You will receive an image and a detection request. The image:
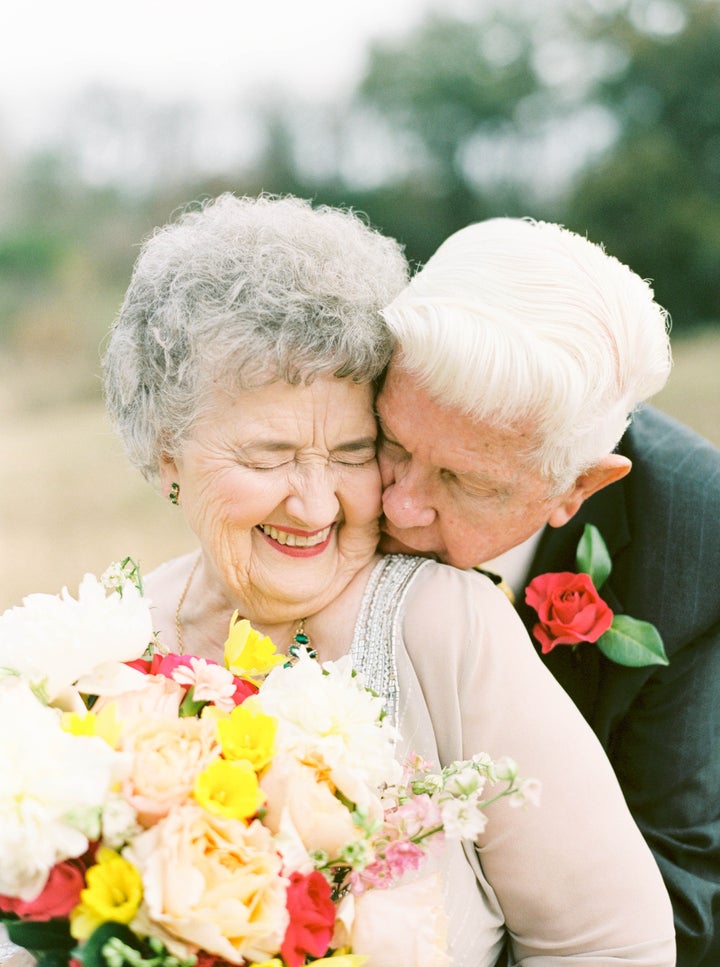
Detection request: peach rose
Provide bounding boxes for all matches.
[125,804,289,965]
[121,716,220,825]
[334,874,450,967]
[94,674,186,726]
[260,755,366,857]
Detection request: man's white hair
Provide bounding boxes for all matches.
[382,217,672,489]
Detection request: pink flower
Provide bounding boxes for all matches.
[384,795,442,839]
[171,657,238,711]
[355,841,426,891]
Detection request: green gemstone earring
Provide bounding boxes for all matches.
[169,482,180,506]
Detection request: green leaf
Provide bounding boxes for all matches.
[575,524,613,589]
[5,918,74,952]
[74,922,143,967]
[35,952,74,967]
[178,687,208,718]
[596,615,669,667]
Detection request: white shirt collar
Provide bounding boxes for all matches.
[479,528,545,601]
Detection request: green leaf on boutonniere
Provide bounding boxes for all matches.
[596,614,669,667]
[575,524,612,590]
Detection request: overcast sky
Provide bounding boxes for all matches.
[0,0,470,150]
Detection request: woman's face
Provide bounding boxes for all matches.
[161,377,381,621]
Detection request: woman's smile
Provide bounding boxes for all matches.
[257,523,334,556]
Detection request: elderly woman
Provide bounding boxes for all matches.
[103,194,674,965]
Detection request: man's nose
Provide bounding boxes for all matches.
[381,466,436,529]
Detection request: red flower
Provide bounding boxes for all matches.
[230,675,258,705]
[126,653,258,706]
[194,954,235,967]
[525,571,614,655]
[0,858,87,920]
[281,871,335,967]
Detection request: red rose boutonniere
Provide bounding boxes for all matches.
[525,524,669,668]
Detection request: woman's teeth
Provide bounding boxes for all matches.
[260,525,331,547]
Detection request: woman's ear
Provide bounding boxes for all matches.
[547,455,632,529]
[158,454,180,501]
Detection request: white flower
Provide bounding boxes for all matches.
[442,766,485,798]
[438,797,488,840]
[493,755,519,783]
[257,652,401,792]
[509,777,542,809]
[101,792,141,850]
[0,573,153,703]
[0,678,124,900]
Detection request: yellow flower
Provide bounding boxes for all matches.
[194,758,265,821]
[217,701,277,771]
[62,703,121,749]
[70,847,142,940]
[223,614,286,681]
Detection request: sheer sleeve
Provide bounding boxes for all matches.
[396,562,675,966]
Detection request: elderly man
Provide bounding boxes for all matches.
[377,217,720,967]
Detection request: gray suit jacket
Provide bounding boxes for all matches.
[516,406,720,966]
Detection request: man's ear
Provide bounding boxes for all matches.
[547,455,632,528]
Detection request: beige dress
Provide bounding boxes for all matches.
[350,555,676,966]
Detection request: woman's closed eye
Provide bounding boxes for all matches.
[331,444,377,467]
[236,450,295,471]
[246,460,293,471]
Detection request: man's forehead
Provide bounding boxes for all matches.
[377,368,541,488]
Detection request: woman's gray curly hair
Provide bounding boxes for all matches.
[103,193,408,481]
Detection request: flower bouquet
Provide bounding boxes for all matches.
[0,560,538,967]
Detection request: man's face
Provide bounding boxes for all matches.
[376,364,569,569]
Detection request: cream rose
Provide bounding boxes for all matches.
[334,874,450,967]
[125,804,289,965]
[121,715,220,825]
[260,754,366,857]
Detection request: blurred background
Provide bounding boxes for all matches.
[1,0,718,609]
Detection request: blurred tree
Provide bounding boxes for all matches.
[564,0,720,326]
[235,10,563,266]
[244,0,720,326]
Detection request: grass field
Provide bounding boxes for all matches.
[1,328,718,611]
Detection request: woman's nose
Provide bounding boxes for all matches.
[381,466,436,529]
[285,465,340,527]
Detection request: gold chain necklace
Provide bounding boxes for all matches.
[175,554,201,653]
[174,553,315,657]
